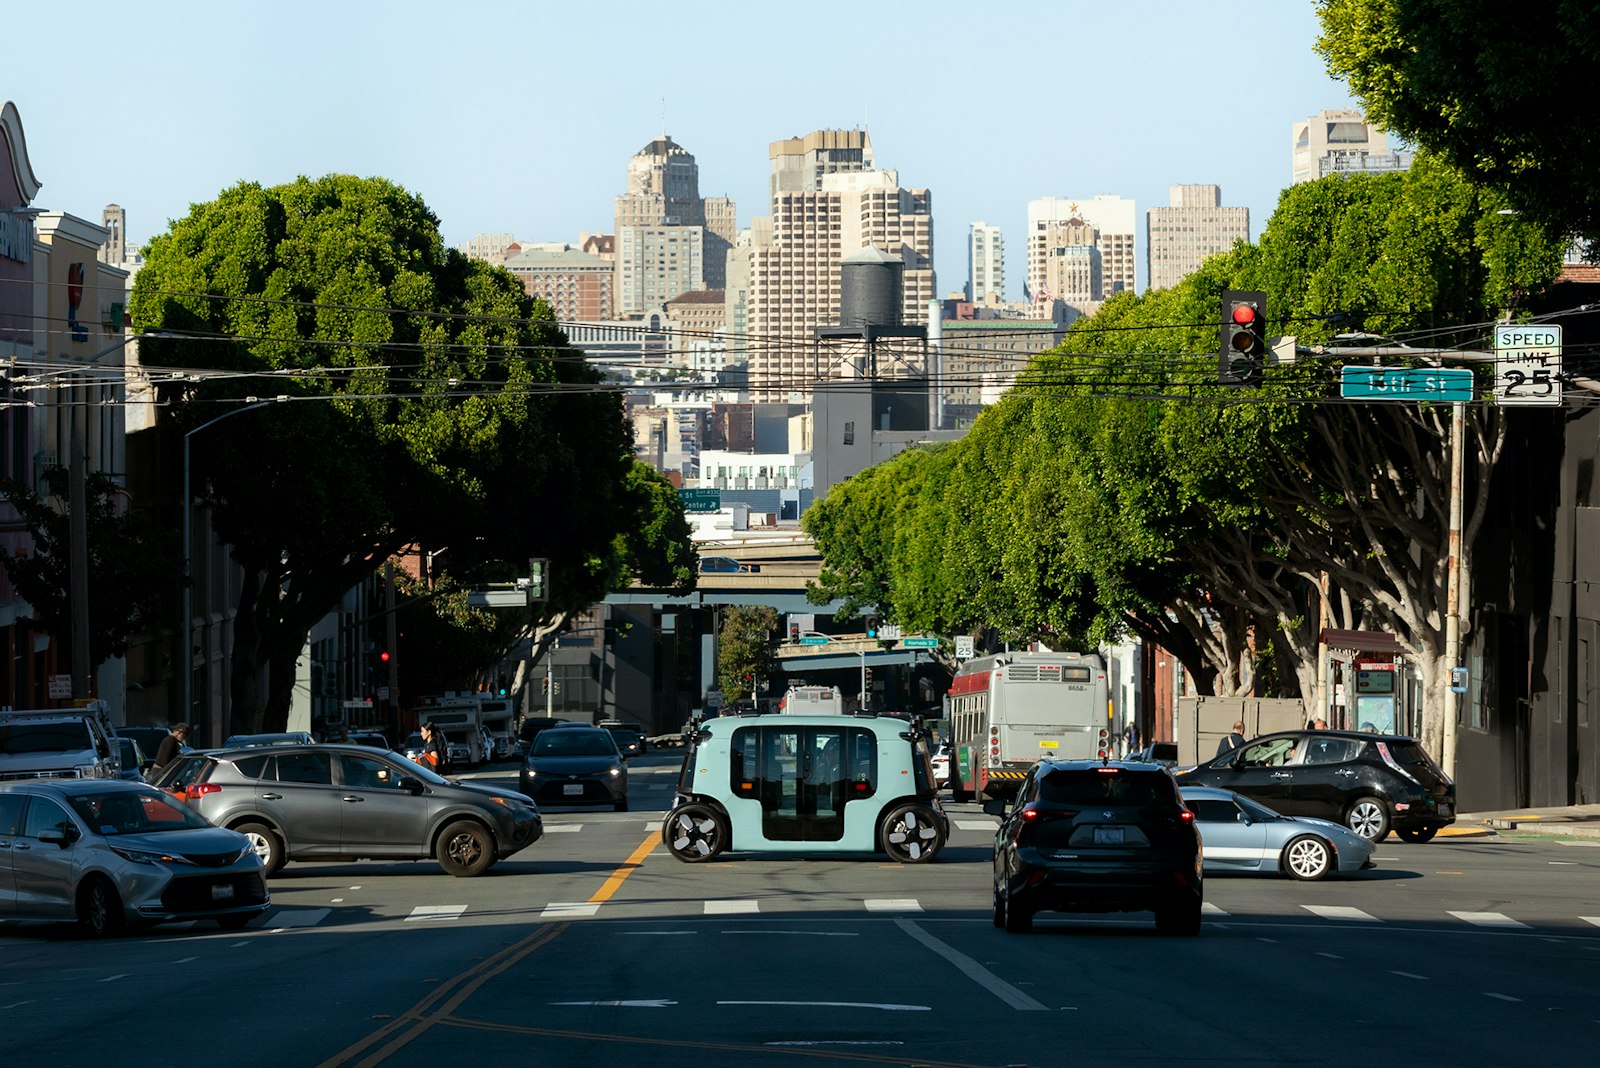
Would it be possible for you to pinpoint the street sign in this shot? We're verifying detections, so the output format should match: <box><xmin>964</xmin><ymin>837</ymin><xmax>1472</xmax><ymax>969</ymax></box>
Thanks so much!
<box><xmin>1339</xmin><ymin>366</ymin><xmax>1475</xmax><ymax>402</ymax></box>
<box><xmin>799</xmin><ymin>635</ymin><xmax>830</xmax><ymax>645</ymax></box>
<box><xmin>903</xmin><ymin>636</ymin><xmax>938</xmax><ymax>648</ymax></box>
<box><xmin>1493</xmin><ymin>324</ymin><xmax>1562</xmax><ymax>407</ymax></box>
<box><xmin>955</xmin><ymin>636</ymin><xmax>975</xmax><ymax>659</ymax></box>
<box><xmin>678</xmin><ymin>487</ymin><xmax>722</xmax><ymax>513</ymax></box>
<box><xmin>48</xmin><ymin>674</ymin><xmax>71</xmax><ymax>699</ymax></box>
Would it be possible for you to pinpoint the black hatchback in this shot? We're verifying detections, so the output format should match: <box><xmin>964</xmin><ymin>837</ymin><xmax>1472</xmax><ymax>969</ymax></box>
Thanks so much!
<box><xmin>1177</xmin><ymin>729</ymin><xmax>1454</xmax><ymax>843</ymax></box>
<box><xmin>985</xmin><ymin>758</ymin><xmax>1203</xmax><ymax>936</ymax></box>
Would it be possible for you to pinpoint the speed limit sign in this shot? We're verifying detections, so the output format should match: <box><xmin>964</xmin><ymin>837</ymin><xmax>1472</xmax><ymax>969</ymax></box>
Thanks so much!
<box><xmin>1494</xmin><ymin>324</ymin><xmax>1562</xmax><ymax>406</ymax></box>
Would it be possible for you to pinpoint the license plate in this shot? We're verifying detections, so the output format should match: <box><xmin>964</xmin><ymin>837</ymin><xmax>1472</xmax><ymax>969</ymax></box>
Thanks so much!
<box><xmin>1093</xmin><ymin>826</ymin><xmax>1125</xmax><ymax>845</ymax></box>
<box><xmin>562</xmin><ymin>783</ymin><xmax>584</xmax><ymax>796</ymax></box>
<box><xmin>211</xmin><ymin>883</ymin><xmax>235</xmax><ymax>900</ymax></box>
<box><xmin>1039</xmin><ymin>740</ymin><xmax>1059</xmax><ymax>749</ymax></box>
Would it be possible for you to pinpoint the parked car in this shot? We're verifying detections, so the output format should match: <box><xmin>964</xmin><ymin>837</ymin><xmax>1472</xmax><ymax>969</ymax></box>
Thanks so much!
<box><xmin>221</xmin><ymin>732</ymin><xmax>315</xmax><ymax>749</ymax></box>
<box><xmin>0</xmin><ymin>709</ymin><xmax>119</xmax><ymax>782</ymax></box>
<box><xmin>112</xmin><ymin>738</ymin><xmax>148</xmax><ymax>783</ymax></box>
<box><xmin>1180</xmin><ymin>785</ymin><xmax>1376</xmax><ymax>880</ymax></box>
<box><xmin>603</xmin><ymin>726</ymin><xmax>644</xmax><ymax>760</ymax></box>
<box><xmin>521</xmin><ymin>726</ymin><xmax>628</xmax><ymax>810</ymax></box>
<box><xmin>985</xmin><ymin>758</ymin><xmax>1203</xmax><ymax>935</ymax></box>
<box><xmin>149</xmin><ymin>744</ymin><xmax>542</xmax><ymax>877</ymax></box>
<box><xmin>346</xmin><ymin>732</ymin><xmax>389</xmax><ymax>750</ymax></box>
<box><xmin>662</xmin><ymin>711</ymin><xmax>947</xmax><ymax>864</ymax></box>
<box><xmin>930</xmin><ymin>742</ymin><xmax>951</xmax><ymax>787</ymax></box>
<box><xmin>1176</xmin><ymin>729</ymin><xmax>1455</xmax><ymax>843</ymax></box>
<box><xmin>116</xmin><ymin>727</ymin><xmax>175</xmax><ymax>772</ymax></box>
<box><xmin>0</xmin><ymin>779</ymin><xmax>269</xmax><ymax>936</ymax></box>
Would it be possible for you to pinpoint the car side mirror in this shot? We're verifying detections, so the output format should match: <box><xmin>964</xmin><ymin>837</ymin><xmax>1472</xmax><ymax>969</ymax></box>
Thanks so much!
<box><xmin>1235</xmin><ymin>811</ymin><xmax>1253</xmax><ymax>826</ymax></box>
<box><xmin>981</xmin><ymin>798</ymin><xmax>1007</xmax><ymax>817</ymax></box>
<box><xmin>39</xmin><ymin>826</ymin><xmax>79</xmax><ymax>848</ymax></box>
<box><xmin>395</xmin><ymin>776</ymin><xmax>424</xmax><ymax>795</ymax></box>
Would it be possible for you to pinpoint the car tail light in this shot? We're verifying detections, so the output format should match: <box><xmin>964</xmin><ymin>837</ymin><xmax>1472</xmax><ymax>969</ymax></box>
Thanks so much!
<box><xmin>1020</xmin><ymin>806</ymin><xmax>1039</xmax><ymax>822</ymax></box>
<box><xmin>189</xmin><ymin>782</ymin><xmax>222</xmax><ymax>797</ymax></box>
<box><xmin>1375</xmin><ymin>741</ymin><xmax>1420</xmax><ymax>784</ymax></box>
<box><xmin>1179</xmin><ymin>809</ymin><xmax>1194</xmax><ymax>823</ymax></box>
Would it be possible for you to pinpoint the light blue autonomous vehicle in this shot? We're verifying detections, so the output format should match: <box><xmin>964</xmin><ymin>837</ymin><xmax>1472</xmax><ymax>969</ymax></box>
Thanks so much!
<box><xmin>662</xmin><ymin>711</ymin><xmax>948</xmax><ymax>863</ymax></box>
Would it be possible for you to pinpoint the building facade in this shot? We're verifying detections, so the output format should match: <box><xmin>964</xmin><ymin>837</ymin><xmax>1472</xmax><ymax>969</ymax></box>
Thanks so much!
<box><xmin>501</xmin><ymin>246</ymin><xmax>615</xmax><ymax>321</ymax></box>
<box><xmin>613</xmin><ymin>136</ymin><xmax>735</xmax><ymax>315</ymax></box>
<box><xmin>1145</xmin><ymin>184</ymin><xmax>1250</xmax><ymax>292</ymax></box>
<box><xmin>966</xmin><ymin>221</ymin><xmax>1004</xmax><ymax>304</ymax></box>
<box><xmin>1291</xmin><ymin>109</ymin><xmax>1412</xmax><ymax>184</ymax></box>
<box><xmin>1027</xmin><ymin>195</ymin><xmax>1136</xmax><ymax>307</ymax></box>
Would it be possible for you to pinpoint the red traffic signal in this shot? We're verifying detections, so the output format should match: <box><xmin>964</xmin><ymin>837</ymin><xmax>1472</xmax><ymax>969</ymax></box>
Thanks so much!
<box><xmin>377</xmin><ymin>650</ymin><xmax>391</xmax><ymax>663</ymax></box>
<box><xmin>1219</xmin><ymin>289</ymin><xmax>1267</xmax><ymax>386</ymax></box>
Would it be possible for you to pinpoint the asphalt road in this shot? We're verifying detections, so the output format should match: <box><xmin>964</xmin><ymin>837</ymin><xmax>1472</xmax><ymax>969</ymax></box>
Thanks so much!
<box><xmin>3</xmin><ymin>752</ymin><xmax>1597</xmax><ymax>1067</ymax></box>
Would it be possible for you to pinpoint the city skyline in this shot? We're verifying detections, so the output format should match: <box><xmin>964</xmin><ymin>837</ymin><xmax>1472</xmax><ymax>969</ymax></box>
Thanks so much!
<box><xmin>9</xmin><ymin>1</ymin><xmax>1360</xmax><ymax>301</ymax></box>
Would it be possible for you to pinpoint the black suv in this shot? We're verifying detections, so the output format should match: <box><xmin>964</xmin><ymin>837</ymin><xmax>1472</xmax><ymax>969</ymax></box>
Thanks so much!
<box><xmin>985</xmin><ymin>758</ymin><xmax>1203</xmax><ymax>936</ymax></box>
<box><xmin>1177</xmin><ymin>729</ymin><xmax>1454</xmax><ymax>843</ymax></box>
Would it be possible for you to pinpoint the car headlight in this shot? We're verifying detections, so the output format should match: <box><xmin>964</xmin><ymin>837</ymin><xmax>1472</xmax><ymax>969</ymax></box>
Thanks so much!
<box><xmin>111</xmin><ymin>845</ymin><xmax>194</xmax><ymax>866</ymax></box>
<box><xmin>608</xmin><ymin>767</ymin><xmax>622</xmax><ymax>778</ymax></box>
<box><xmin>523</xmin><ymin>767</ymin><xmax>537</xmax><ymax>778</ymax></box>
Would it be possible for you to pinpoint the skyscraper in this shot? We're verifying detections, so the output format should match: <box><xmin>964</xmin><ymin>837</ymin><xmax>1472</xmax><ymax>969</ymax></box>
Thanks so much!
<box><xmin>614</xmin><ymin>136</ymin><xmax>736</xmax><ymax>317</ymax></box>
<box><xmin>967</xmin><ymin>222</ymin><xmax>1004</xmax><ymax>304</ymax></box>
<box><xmin>1145</xmin><ymin>185</ymin><xmax>1250</xmax><ymax>291</ymax></box>
<box><xmin>1026</xmin><ymin>195</ymin><xmax>1136</xmax><ymax>309</ymax></box>
<box><xmin>1291</xmin><ymin>110</ymin><xmax>1412</xmax><ymax>184</ymax></box>
<box><xmin>742</xmin><ymin>130</ymin><xmax>935</xmax><ymax>396</ymax></box>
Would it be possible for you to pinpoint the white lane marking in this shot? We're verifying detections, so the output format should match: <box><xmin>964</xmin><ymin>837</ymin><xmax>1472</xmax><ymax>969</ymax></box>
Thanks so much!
<box><xmin>623</xmin><ymin>931</ymin><xmax>695</xmax><ymax>935</ymax></box>
<box><xmin>1317</xmin><ymin>952</ymin><xmax>1343</xmax><ymax>959</ymax></box>
<box><xmin>1549</xmin><ymin>861</ymin><xmax>1578</xmax><ymax>865</ymax></box>
<box><xmin>721</xmin><ymin>1000</ymin><xmax>929</xmax><ymax>1012</ymax></box>
<box><xmin>544</xmin><ymin>825</ymin><xmax>582</xmax><ymax>833</ymax></box>
<box><xmin>1303</xmin><ymin>905</ymin><xmax>1379</xmax><ymax>922</ymax></box>
<box><xmin>864</xmin><ymin>899</ymin><xmax>921</xmax><ymax>912</ymax></box>
<box><xmin>230</xmin><ymin>941</ymin><xmax>250</xmax><ymax>948</ymax></box>
<box><xmin>0</xmin><ymin>1000</ymin><xmax>35</xmax><ymax>1010</ymax></box>
<box><xmin>331</xmin><ymin>898</ymin><xmax>344</xmax><ymax>903</ymax></box>
<box><xmin>893</xmin><ymin>919</ymin><xmax>1049</xmax><ymax>1012</ymax></box>
<box><xmin>1257</xmin><ymin>937</ymin><xmax>1277</xmax><ymax>944</ymax></box>
<box><xmin>349</xmin><ymin>886</ymin><xmax>362</xmax><ymax>890</ymax></box>
<box><xmin>405</xmin><ymin>905</ymin><xmax>467</xmax><ymax>922</ymax></box>
<box><xmin>1484</xmin><ymin>992</ymin><xmax>1521</xmax><ymax>1002</ymax></box>
<box><xmin>705</xmin><ymin>900</ymin><xmax>760</xmax><ymax>915</ymax></box>
<box><xmin>99</xmin><ymin>974</ymin><xmax>128</xmax><ymax>983</ymax></box>
<box><xmin>1582</xmin><ymin>917</ymin><xmax>1600</xmax><ymax>927</ymax></box>
<box><xmin>551</xmin><ymin>999</ymin><xmax>675</xmax><ymax>1007</ymax></box>
<box><xmin>1201</xmin><ymin>903</ymin><xmax>1229</xmax><ymax>916</ymax></box>
<box><xmin>172</xmin><ymin>956</ymin><xmax>198</xmax><ymax>965</ymax></box>
<box><xmin>954</xmin><ymin>820</ymin><xmax>996</xmax><ymax>831</ymax></box>
<box><xmin>767</xmin><ymin>1042</ymin><xmax>904</xmax><ymax>1047</ymax></box>
<box><xmin>1392</xmin><ymin>970</ymin><xmax>1428</xmax><ymax>980</ymax></box>
<box><xmin>542</xmin><ymin>902</ymin><xmax>600</xmax><ymax>919</ymax></box>
<box><xmin>267</xmin><ymin>908</ymin><xmax>330</xmax><ymax>930</ymax></box>
<box><xmin>1449</xmin><ymin>911</ymin><xmax>1528</xmax><ymax>929</ymax></box>
<box><xmin>723</xmin><ymin>930</ymin><xmax>858</xmax><ymax>936</ymax></box>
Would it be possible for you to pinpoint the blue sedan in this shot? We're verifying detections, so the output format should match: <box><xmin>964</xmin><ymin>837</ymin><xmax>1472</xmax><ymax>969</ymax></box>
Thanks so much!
<box><xmin>1181</xmin><ymin>785</ymin><xmax>1375</xmax><ymax>881</ymax></box>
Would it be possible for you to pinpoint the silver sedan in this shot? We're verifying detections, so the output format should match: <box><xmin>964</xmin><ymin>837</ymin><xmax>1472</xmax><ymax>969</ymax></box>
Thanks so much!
<box><xmin>1180</xmin><ymin>785</ymin><xmax>1375</xmax><ymax>881</ymax></box>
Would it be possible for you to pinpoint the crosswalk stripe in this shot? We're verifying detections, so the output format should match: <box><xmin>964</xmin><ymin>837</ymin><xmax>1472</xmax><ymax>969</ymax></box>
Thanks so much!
<box><xmin>863</xmin><ymin>899</ymin><xmax>921</xmax><ymax>912</ymax></box>
<box><xmin>954</xmin><ymin>820</ymin><xmax>996</xmax><ymax>831</ymax></box>
<box><xmin>544</xmin><ymin>825</ymin><xmax>582</xmax><ymax>833</ymax></box>
<box><xmin>542</xmin><ymin>902</ymin><xmax>601</xmax><ymax>919</ymax></box>
<box><xmin>1201</xmin><ymin>903</ymin><xmax>1229</xmax><ymax>916</ymax></box>
<box><xmin>1582</xmin><ymin>917</ymin><xmax>1600</xmax><ymax>928</ymax></box>
<box><xmin>705</xmin><ymin>900</ymin><xmax>760</xmax><ymax>915</ymax></box>
<box><xmin>1302</xmin><ymin>905</ymin><xmax>1379</xmax><ymax>922</ymax></box>
<box><xmin>405</xmin><ymin>905</ymin><xmax>467</xmax><ymax>922</ymax></box>
<box><xmin>1448</xmin><ymin>911</ymin><xmax>1528</xmax><ymax>928</ymax></box>
<box><xmin>266</xmin><ymin>908</ymin><xmax>331</xmax><ymax>929</ymax></box>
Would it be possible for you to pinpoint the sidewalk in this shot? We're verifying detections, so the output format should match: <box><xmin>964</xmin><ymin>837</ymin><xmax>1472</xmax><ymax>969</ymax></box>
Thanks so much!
<box><xmin>1441</xmin><ymin>802</ymin><xmax>1600</xmax><ymax>839</ymax></box>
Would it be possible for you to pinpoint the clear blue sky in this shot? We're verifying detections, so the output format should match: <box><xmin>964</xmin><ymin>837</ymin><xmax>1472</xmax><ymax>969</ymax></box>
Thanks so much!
<box><xmin>8</xmin><ymin>0</ymin><xmax>1359</xmax><ymax>301</ymax></box>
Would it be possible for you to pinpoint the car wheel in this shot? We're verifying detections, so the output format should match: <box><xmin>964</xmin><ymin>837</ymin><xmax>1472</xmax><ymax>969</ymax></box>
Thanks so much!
<box><xmin>1284</xmin><ymin>835</ymin><xmax>1334</xmax><ymax>881</ymax></box>
<box><xmin>1396</xmin><ymin>826</ymin><xmax>1439</xmax><ymax>844</ymax></box>
<box><xmin>1002</xmin><ymin>885</ymin><xmax>1032</xmax><ymax>934</ymax></box>
<box><xmin>78</xmin><ymin>877</ymin><xmax>126</xmax><ymax>939</ymax></box>
<box><xmin>217</xmin><ymin>913</ymin><xmax>253</xmax><ymax>931</ymax></box>
<box><xmin>880</xmin><ymin>804</ymin><xmax>945</xmax><ymax>863</ymax></box>
<box><xmin>237</xmin><ymin>822</ymin><xmax>286</xmax><ymax>876</ymax></box>
<box><xmin>1345</xmin><ymin>797</ymin><xmax>1391</xmax><ymax>842</ymax></box>
<box><xmin>437</xmin><ymin>820</ymin><xmax>496</xmax><ymax>877</ymax></box>
<box><xmin>664</xmin><ymin>804</ymin><xmax>726</xmax><ymax>863</ymax></box>
<box><xmin>1154</xmin><ymin>893</ymin><xmax>1202</xmax><ymax>937</ymax></box>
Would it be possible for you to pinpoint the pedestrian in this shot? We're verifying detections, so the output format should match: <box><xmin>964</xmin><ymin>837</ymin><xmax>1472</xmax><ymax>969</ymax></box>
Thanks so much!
<box><xmin>1215</xmin><ymin>720</ymin><xmax>1246</xmax><ymax>758</ymax></box>
<box><xmin>416</xmin><ymin>722</ymin><xmax>447</xmax><ymax>772</ymax></box>
<box><xmin>154</xmin><ymin>723</ymin><xmax>190</xmax><ymax>769</ymax></box>
<box><xmin>1312</xmin><ymin>717</ymin><xmax>1328</xmax><ymax>730</ymax></box>
<box><xmin>1123</xmin><ymin>721</ymin><xmax>1140</xmax><ymax>755</ymax></box>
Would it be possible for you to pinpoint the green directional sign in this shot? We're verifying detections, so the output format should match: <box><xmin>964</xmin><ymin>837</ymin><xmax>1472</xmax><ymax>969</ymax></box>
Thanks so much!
<box><xmin>799</xmin><ymin>636</ymin><xmax>830</xmax><ymax>646</ymax></box>
<box><xmin>1339</xmin><ymin>366</ymin><xmax>1475</xmax><ymax>402</ymax></box>
<box><xmin>678</xmin><ymin>487</ymin><xmax>722</xmax><ymax>513</ymax></box>
<box><xmin>903</xmin><ymin>637</ymin><xmax>939</xmax><ymax>648</ymax></box>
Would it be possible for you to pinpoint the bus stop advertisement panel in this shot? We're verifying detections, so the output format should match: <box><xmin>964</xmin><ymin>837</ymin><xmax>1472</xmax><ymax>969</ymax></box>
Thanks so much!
<box><xmin>1353</xmin><ymin>661</ymin><xmax>1397</xmax><ymax>734</ymax></box>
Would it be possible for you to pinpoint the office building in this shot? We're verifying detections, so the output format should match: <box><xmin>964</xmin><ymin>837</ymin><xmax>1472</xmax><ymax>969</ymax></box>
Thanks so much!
<box><xmin>1291</xmin><ymin>109</ymin><xmax>1413</xmax><ymax>184</ymax></box>
<box><xmin>501</xmin><ymin>246</ymin><xmax>614</xmax><ymax>321</ymax></box>
<box><xmin>1145</xmin><ymin>185</ymin><xmax>1250</xmax><ymax>291</ymax></box>
<box><xmin>614</xmin><ymin>136</ymin><xmax>736</xmax><ymax>316</ymax></box>
<box><xmin>460</xmin><ymin>233</ymin><xmax>518</xmax><ymax>263</ymax></box>
<box><xmin>967</xmin><ymin>222</ymin><xmax>1004</xmax><ymax>303</ymax></box>
<box><xmin>1026</xmin><ymin>195</ymin><xmax>1136</xmax><ymax>309</ymax></box>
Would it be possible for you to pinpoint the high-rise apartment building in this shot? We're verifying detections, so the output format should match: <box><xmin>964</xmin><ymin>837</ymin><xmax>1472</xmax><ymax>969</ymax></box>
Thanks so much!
<box><xmin>614</xmin><ymin>136</ymin><xmax>736</xmax><ymax>316</ymax></box>
<box><xmin>1026</xmin><ymin>195</ymin><xmax>1136</xmax><ymax>309</ymax></box>
<box><xmin>967</xmin><ymin>222</ymin><xmax>1004</xmax><ymax>303</ymax></box>
<box><xmin>1145</xmin><ymin>184</ymin><xmax>1250</xmax><ymax>291</ymax></box>
<box><xmin>742</xmin><ymin>130</ymin><xmax>935</xmax><ymax>397</ymax></box>
<box><xmin>1291</xmin><ymin>109</ymin><xmax>1412</xmax><ymax>184</ymax></box>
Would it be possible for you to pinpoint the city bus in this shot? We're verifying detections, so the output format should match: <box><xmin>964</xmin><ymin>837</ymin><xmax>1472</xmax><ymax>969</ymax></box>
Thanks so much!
<box><xmin>946</xmin><ymin>649</ymin><xmax>1111</xmax><ymax>800</ymax></box>
<box><xmin>777</xmin><ymin>685</ymin><xmax>845</xmax><ymax>715</ymax></box>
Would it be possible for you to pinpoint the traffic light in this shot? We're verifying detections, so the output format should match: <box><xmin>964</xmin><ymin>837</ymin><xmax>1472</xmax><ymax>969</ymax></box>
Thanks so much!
<box><xmin>1219</xmin><ymin>289</ymin><xmax>1267</xmax><ymax>387</ymax></box>
<box><xmin>864</xmin><ymin>614</ymin><xmax>880</xmax><ymax>638</ymax></box>
<box><xmin>789</xmin><ymin>622</ymin><xmax>801</xmax><ymax>643</ymax></box>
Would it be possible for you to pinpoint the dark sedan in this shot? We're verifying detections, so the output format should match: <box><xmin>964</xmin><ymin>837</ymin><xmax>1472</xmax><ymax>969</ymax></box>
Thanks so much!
<box><xmin>1177</xmin><ymin>729</ymin><xmax>1455</xmax><ymax>843</ymax></box>
<box><xmin>520</xmin><ymin>726</ymin><xmax>628</xmax><ymax>811</ymax></box>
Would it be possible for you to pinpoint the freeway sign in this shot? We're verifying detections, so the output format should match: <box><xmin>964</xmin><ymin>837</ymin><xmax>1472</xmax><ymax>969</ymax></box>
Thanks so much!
<box><xmin>902</xmin><ymin>637</ymin><xmax>939</xmax><ymax>648</ymax></box>
<box><xmin>677</xmin><ymin>487</ymin><xmax>721</xmax><ymax>513</ymax></box>
<box><xmin>1339</xmin><ymin>366</ymin><xmax>1475</xmax><ymax>402</ymax></box>
<box><xmin>1493</xmin><ymin>323</ymin><xmax>1562</xmax><ymax>407</ymax></box>
<box><xmin>799</xmin><ymin>635</ymin><xmax>830</xmax><ymax>646</ymax></box>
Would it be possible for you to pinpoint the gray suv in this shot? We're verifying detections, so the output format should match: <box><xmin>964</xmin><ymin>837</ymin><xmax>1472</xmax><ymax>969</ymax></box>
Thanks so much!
<box><xmin>153</xmin><ymin>744</ymin><xmax>542</xmax><ymax>877</ymax></box>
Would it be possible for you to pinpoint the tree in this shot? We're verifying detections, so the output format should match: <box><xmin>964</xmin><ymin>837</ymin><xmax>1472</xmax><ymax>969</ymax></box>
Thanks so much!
<box><xmin>717</xmin><ymin>606</ymin><xmax>776</xmax><ymax>703</ymax></box>
<box><xmin>1316</xmin><ymin>0</ymin><xmax>1600</xmax><ymax>248</ymax></box>
<box><xmin>130</xmin><ymin>175</ymin><xmax>681</xmax><ymax>732</ymax></box>
<box><xmin>0</xmin><ymin>467</ymin><xmax>183</xmax><ymax>671</ymax></box>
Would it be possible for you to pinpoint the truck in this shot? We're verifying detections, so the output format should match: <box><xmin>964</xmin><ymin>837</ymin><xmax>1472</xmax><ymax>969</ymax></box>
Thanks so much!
<box><xmin>0</xmin><ymin>703</ymin><xmax>120</xmax><ymax>781</ymax></box>
<box><xmin>413</xmin><ymin>693</ymin><xmax>518</xmax><ymax>767</ymax></box>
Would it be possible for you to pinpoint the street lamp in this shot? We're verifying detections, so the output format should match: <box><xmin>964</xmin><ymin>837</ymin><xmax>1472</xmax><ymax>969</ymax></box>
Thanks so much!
<box><xmin>180</xmin><ymin>396</ymin><xmax>288</xmax><ymax>725</ymax></box>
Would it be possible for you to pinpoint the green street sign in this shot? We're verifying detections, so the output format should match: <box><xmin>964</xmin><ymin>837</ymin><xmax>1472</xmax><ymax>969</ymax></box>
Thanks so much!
<box><xmin>799</xmin><ymin>636</ymin><xmax>830</xmax><ymax>645</ymax></box>
<box><xmin>678</xmin><ymin>488</ymin><xmax>721</xmax><ymax>513</ymax></box>
<box><xmin>1339</xmin><ymin>366</ymin><xmax>1474</xmax><ymax>402</ymax></box>
<box><xmin>902</xmin><ymin>637</ymin><xmax>939</xmax><ymax>648</ymax></box>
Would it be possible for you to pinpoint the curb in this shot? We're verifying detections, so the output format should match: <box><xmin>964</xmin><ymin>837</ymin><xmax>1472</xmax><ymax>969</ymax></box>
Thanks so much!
<box><xmin>1434</xmin><ymin>825</ymin><xmax>1495</xmax><ymax>839</ymax></box>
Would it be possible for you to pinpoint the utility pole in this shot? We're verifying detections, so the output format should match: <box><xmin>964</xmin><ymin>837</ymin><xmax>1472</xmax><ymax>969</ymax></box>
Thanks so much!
<box><xmin>1442</xmin><ymin>401</ymin><xmax>1465</xmax><ymax>778</ymax></box>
